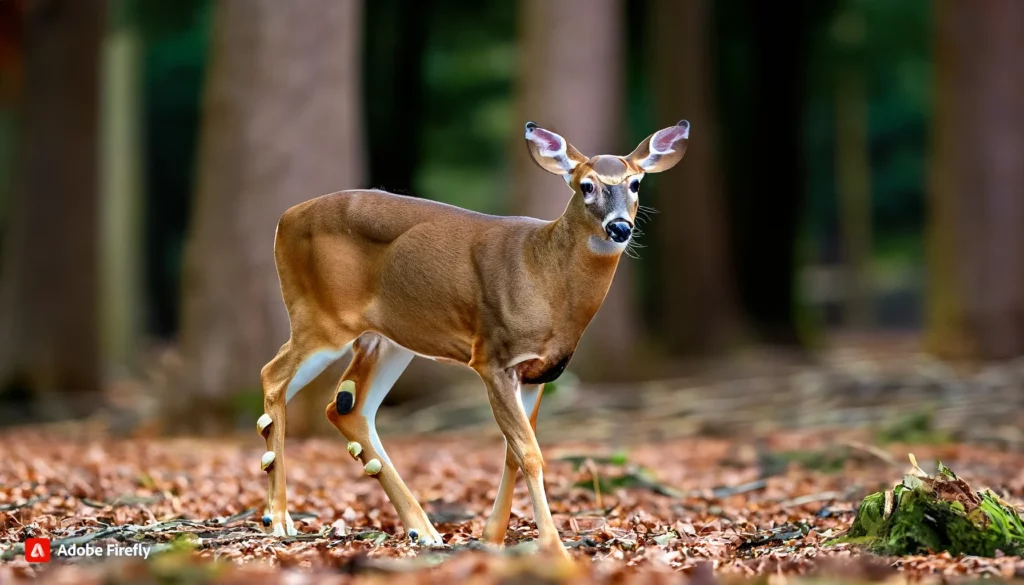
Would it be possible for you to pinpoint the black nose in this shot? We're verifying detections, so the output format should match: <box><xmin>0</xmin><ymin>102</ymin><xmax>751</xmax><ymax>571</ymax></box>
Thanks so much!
<box><xmin>606</xmin><ymin>220</ymin><xmax>632</xmax><ymax>243</ymax></box>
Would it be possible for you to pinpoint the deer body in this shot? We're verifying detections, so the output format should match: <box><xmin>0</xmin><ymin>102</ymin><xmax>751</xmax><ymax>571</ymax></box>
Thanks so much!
<box><xmin>275</xmin><ymin>189</ymin><xmax>618</xmax><ymax>373</ymax></box>
<box><xmin>258</xmin><ymin>121</ymin><xmax>690</xmax><ymax>558</ymax></box>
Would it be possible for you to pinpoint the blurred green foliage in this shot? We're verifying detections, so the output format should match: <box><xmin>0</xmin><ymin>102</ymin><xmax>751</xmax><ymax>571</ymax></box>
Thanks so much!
<box><xmin>139</xmin><ymin>0</ymin><xmax>211</xmax><ymax>335</ymax></box>
<box><xmin>805</xmin><ymin>0</ymin><xmax>931</xmax><ymax>264</ymax></box>
<box><xmin>413</xmin><ymin>1</ymin><xmax>517</xmax><ymax>213</ymax></box>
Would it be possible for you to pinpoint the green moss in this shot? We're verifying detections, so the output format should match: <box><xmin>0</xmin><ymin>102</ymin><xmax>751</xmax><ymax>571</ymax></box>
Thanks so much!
<box><xmin>847</xmin><ymin>492</ymin><xmax>886</xmax><ymax>537</ymax></box>
<box><xmin>836</xmin><ymin>459</ymin><xmax>1024</xmax><ymax>557</ymax></box>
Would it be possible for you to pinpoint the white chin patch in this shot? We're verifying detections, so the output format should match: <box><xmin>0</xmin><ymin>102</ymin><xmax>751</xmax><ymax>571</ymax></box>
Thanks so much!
<box><xmin>588</xmin><ymin>235</ymin><xmax>628</xmax><ymax>255</ymax></box>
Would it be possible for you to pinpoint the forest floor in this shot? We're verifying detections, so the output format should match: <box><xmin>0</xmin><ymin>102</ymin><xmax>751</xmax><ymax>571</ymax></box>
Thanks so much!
<box><xmin>4</xmin><ymin>335</ymin><xmax>1024</xmax><ymax>583</ymax></box>
<box><xmin>3</xmin><ymin>423</ymin><xmax>1024</xmax><ymax>584</ymax></box>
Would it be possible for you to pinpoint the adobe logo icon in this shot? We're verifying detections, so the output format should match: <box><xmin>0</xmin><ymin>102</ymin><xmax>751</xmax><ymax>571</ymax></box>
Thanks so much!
<box><xmin>25</xmin><ymin>538</ymin><xmax>51</xmax><ymax>562</ymax></box>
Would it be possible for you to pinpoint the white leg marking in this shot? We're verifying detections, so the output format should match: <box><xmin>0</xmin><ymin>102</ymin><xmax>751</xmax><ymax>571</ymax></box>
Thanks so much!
<box><xmin>286</xmin><ymin>343</ymin><xmax>352</xmax><ymax>403</ymax></box>
<box><xmin>361</xmin><ymin>343</ymin><xmax>414</xmax><ymax>466</ymax></box>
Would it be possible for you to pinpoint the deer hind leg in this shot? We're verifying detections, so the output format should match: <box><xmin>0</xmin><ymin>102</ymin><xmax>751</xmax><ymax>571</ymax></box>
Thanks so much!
<box><xmin>259</xmin><ymin>339</ymin><xmax>352</xmax><ymax>537</ymax></box>
<box><xmin>482</xmin><ymin>384</ymin><xmax>544</xmax><ymax>546</ymax></box>
<box><xmin>325</xmin><ymin>334</ymin><xmax>442</xmax><ymax>545</ymax></box>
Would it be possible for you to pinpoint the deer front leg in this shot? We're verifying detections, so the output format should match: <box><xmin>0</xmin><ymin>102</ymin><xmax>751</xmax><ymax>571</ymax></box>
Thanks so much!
<box><xmin>325</xmin><ymin>336</ymin><xmax>442</xmax><ymax>546</ymax></box>
<box><xmin>480</xmin><ymin>369</ymin><xmax>568</xmax><ymax>558</ymax></box>
<box><xmin>482</xmin><ymin>384</ymin><xmax>544</xmax><ymax>546</ymax></box>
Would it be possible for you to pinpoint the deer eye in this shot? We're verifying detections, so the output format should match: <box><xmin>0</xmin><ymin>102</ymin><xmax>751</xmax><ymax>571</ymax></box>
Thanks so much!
<box><xmin>580</xmin><ymin>181</ymin><xmax>595</xmax><ymax>195</ymax></box>
<box><xmin>629</xmin><ymin>179</ymin><xmax>640</xmax><ymax>193</ymax></box>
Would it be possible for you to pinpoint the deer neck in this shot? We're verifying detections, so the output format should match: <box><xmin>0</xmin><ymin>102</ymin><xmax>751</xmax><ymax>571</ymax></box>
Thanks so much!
<box><xmin>529</xmin><ymin>200</ymin><xmax>623</xmax><ymax>321</ymax></box>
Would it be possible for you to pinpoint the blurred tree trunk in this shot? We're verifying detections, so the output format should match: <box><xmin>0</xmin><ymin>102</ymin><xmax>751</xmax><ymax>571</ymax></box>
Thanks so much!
<box><xmin>364</xmin><ymin>0</ymin><xmax>431</xmax><ymax>193</ymax></box>
<box><xmin>515</xmin><ymin>0</ymin><xmax>638</xmax><ymax>379</ymax></box>
<box><xmin>0</xmin><ymin>0</ymin><xmax>22</xmax><ymax>242</ymax></box>
<box><xmin>835</xmin><ymin>72</ymin><xmax>873</xmax><ymax>330</ymax></box>
<box><xmin>833</xmin><ymin>8</ymin><xmax>873</xmax><ymax>331</ymax></box>
<box><xmin>0</xmin><ymin>0</ymin><xmax>103</xmax><ymax>420</ymax></box>
<box><xmin>100</xmin><ymin>0</ymin><xmax>144</xmax><ymax>382</ymax></box>
<box><xmin>718</xmin><ymin>0</ymin><xmax>836</xmax><ymax>347</ymax></box>
<box><xmin>177</xmin><ymin>0</ymin><xmax>364</xmax><ymax>434</ymax></box>
<box><xmin>649</xmin><ymin>0</ymin><xmax>743</xmax><ymax>356</ymax></box>
<box><xmin>926</xmin><ymin>0</ymin><xmax>1024</xmax><ymax>360</ymax></box>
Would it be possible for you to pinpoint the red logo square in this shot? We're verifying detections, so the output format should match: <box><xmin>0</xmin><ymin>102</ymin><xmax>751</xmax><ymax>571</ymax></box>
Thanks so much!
<box><xmin>25</xmin><ymin>538</ymin><xmax>51</xmax><ymax>562</ymax></box>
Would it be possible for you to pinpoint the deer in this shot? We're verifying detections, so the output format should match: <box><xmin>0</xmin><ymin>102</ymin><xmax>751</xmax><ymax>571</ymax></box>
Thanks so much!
<box><xmin>255</xmin><ymin>120</ymin><xmax>690</xmax><ymax>558</ymax></box>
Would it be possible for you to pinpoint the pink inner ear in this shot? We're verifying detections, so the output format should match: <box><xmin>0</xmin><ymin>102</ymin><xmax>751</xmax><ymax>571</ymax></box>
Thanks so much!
<box><xmin>531</xmin><ymin>128</ymin><xmax>563</xmax><ymax>154</ymax></box>
<box><xmin>652</xmin><ymin>126</ymin><xmax>686</xmax><ymax>153</ymax></box>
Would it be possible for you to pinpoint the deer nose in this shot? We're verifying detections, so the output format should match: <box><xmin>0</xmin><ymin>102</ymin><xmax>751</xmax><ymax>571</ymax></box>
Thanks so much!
<box><xmin>605</xmin><ymin>220</ymin><xmax>632</xmax><ymax>243</ymax></box>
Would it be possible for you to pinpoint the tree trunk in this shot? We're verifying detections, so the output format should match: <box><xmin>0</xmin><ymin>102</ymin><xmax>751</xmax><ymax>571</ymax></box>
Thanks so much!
<box><xmin>835</xmin><ymin>70</ymin><xmax>873</xmax><ymax>330</ymax></box>
<box><xmin>0</xmin><ymin>0</ymin><xmax>22</xmax><ymax>244</ymax></box>
<box><xmin>649</xmin><ymin>0</ymin><xmax>743</xmax><ymax>357</ymax></box>
<box><xmin>0</xmin><ymin>0</ymin><xmax>103</xmax><ymax>423</ymax></box>
<box><xmin>363</xmin><ymin>0</ymin><xmax>431</xmax><ymax>194</ymax></box>
<box><xmin>177</xmin><ymin>0</ymin><xmax>364</xmax><ymax>433</ymax></box>
<box><xmin>515</xmin><ymin>0</ymin><xmax>638</xmax><ymax>379</ymax></box>
<box><xmin>718</xmin><ymin>0</ymin><xmax>836</xmax><ymax>347</ymax></box>
<box><xmin>100</xmin><ymin>0</ymin><xmax>144</xmax><ymax>381</ymax></box>
<box><xmin>926</xmin><ymin>0</ymin><xmax>1024</xmax><ymax>360</ymax></box>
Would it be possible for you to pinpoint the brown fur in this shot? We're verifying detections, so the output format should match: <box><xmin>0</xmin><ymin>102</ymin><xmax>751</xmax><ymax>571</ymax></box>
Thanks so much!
<box><xmin>273</xmin><ymin>188</ymin><xmax>624</xmax><ymax>375</ymax></box>
<box><xmin>258</xmin><ymin>122</ymin><xmax>690</xmax><ymax>558</ymax></box>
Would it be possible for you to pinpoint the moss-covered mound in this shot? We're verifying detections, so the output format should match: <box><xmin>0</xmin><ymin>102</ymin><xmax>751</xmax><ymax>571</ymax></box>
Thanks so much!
<box><xmin>841</xmin><ymin>456</ymin><xmax>1024</xmax><ymax>557</ymax></box>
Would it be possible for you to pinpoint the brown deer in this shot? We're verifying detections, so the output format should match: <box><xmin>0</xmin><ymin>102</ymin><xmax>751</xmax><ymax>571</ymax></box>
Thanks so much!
<box><xmin>256</xmin><ymin>120</ymin><xmax>690</xmax><ymax>558</ymax></box>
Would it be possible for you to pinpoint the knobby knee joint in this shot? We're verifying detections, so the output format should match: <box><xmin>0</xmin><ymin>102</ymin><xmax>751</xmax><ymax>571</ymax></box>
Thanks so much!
<box><xmin>262</xmin><ymin>368</ymin><xmax>286</xmax><ymax>404</ymax></box>
<box><xmin>517</xmin><ymin>451</ymin><xmax>545</xmax><ymax>477</ymax></box>
<box><xmin>264</xmin><ymin>389</ymin><xmax>284</xmax><ymax>406</ymax></box>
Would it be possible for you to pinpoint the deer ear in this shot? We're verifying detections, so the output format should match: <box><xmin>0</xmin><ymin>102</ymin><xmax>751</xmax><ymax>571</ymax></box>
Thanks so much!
<box><xmin>524</xmin><ymin>122</ymin><xmax>588</xmax><ymax>177</ymax></box>
<box><xmin>626</xmin><ymin>120</ymin><xmax>690</xmax><ymax>173</ymax></box>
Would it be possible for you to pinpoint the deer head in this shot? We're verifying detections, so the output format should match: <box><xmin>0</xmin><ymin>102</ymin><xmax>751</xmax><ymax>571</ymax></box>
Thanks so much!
<box><xmin>524</xmin><ymin>120</ymin><xmax>690</xmax><ymax>249</ymax></box>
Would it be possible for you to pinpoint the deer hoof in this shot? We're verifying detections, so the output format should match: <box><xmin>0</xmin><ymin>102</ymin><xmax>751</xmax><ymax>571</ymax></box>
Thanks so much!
<box><xmin>347</xmin><ymin>441</ymin><xmax>363</xmax><ymax>459</ymax></box>
<box><xmin>261</xmin><ymin>451</ymin><xmax>276</xmax><ymax>472</ymax></box>
<box><xmin>364</xmin><ymin>458</ymin><xmax>382</xmax><ymax>475</ymax></box>
<box><xmin>256</xmin><ymin>413</ymin><xmax>273</xmax><ymax>437</ymax></box>
<box><xmin>261</xmin><ymin>514</ymin><xmax>272</xmax><ymax>527</ymax></box>
<box><xmin>408</xmin><ymin>529</ymin><xmax>419</xmax><ymax>541</ymax></box>
<box><xmin>336</xmin><ymin>380</ymin><xmax>356</xmax><ymax>414</ymax></box>
<box><xmin>285</xmin><ymin>511</ymin><xmax>297</xmax><ymax>536</ymax></box>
